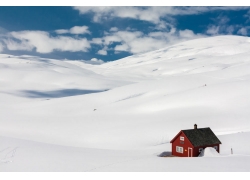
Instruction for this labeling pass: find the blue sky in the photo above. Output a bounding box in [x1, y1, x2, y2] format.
[0, 5, 250, 64]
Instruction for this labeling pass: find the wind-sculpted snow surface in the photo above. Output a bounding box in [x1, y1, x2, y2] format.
[1, 35, 250, 171]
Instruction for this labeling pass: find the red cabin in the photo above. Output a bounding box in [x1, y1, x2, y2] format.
[170, 124, 222, 157]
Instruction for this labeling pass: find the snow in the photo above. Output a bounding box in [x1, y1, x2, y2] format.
[198, 147, 220, 157]
[1, 35, 250, 171]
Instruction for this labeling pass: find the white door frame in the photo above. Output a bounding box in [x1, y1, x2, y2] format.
[188, 147, 192, 157]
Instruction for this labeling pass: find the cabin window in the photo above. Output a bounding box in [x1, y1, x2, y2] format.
[180, 136, 184, 141]
[199, 148, 203, 153]
[180, 141, 184, 144]
[214, 146, 217, 150]
[176, 146, 183, 153]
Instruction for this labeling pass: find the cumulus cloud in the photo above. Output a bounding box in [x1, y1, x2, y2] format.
[55, 26, 90, 35]
[70, 26, 90, 34]
[97, 49, 107, 55]
[73, 6, 172, 23]
[155, 20, 175, 30]
[91, 38, 103, 44]
[74, 6, 250, 24]
[103, 34, 122, 45]
[179, 29, 197, 38]
[89, 58, 104, 65]
[8, 31, 91, 53]
[3, 39, 34, 51]
[1, 26, 206, 57]
[114, 43, 129, 52]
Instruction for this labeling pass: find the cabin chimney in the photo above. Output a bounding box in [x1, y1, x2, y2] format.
[194, 124, 197, 129]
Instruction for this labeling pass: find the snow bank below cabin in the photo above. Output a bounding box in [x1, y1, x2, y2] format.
[198, 147, 220, 157]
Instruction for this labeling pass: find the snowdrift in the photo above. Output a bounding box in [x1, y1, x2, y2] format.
[198, 147, 220, 157]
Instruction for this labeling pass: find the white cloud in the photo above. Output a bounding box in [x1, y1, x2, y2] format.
[237, 27, 250, 36]
[179, 29, 196, 38]
[206, 26, 220, 35]
[91, 38, 103, 44]
[244, 10, 250, 22]
[74, 6, 168, 23]
[155, 20, 175, 30]
[110, 27, 119, 32]
[148, 28, 176, 38]
[97, 49, 107, 55]
[55, 29, 69, 34]
[127, 37, 167, 54]
[3, 39, 34, 51]
[103, 35, 122, 45]
[206, 24, 241, 36]
[114, 43, 129, 52]
[226, 25, 235, 34]
[108, 28, 206, 54]
[55, 26, 90, 35]
[77, 58, 105, 65]
[1, 26, 207, 57]
[212, 16, 230, 25]
[119, 31, 143, 40]
[206, 15, 242, 35]
[74, 6, 250, 24]
[9, 31, 91, 53]
[70, 26, 90, 34]
[89, 58, 104, 65]
[237, 28, 248, 36]
[0, 42, 4, 52]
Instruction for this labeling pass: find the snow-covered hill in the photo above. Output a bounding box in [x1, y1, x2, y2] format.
[1, 35, 250, 171]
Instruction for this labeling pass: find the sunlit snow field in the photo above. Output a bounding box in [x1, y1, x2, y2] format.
[1, 35, 250, 171]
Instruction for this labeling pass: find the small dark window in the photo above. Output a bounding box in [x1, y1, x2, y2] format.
[180, 141, 184, 144]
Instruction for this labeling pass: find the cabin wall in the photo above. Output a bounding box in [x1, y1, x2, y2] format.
[171, 131, 194, 157]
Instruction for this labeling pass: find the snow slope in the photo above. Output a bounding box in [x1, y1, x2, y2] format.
[1, 35, 250, 171]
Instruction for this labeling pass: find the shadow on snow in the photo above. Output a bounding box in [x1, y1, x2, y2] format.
[20, 89, 108, 98]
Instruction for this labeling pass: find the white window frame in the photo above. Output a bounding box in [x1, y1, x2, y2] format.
[180, 136, 184, 141]
[176, 146, 183, 153]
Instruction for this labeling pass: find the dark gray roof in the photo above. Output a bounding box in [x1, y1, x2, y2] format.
[182, 128, 221, 147]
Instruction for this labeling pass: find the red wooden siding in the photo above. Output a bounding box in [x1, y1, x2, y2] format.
[171, 131, 194, 157]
